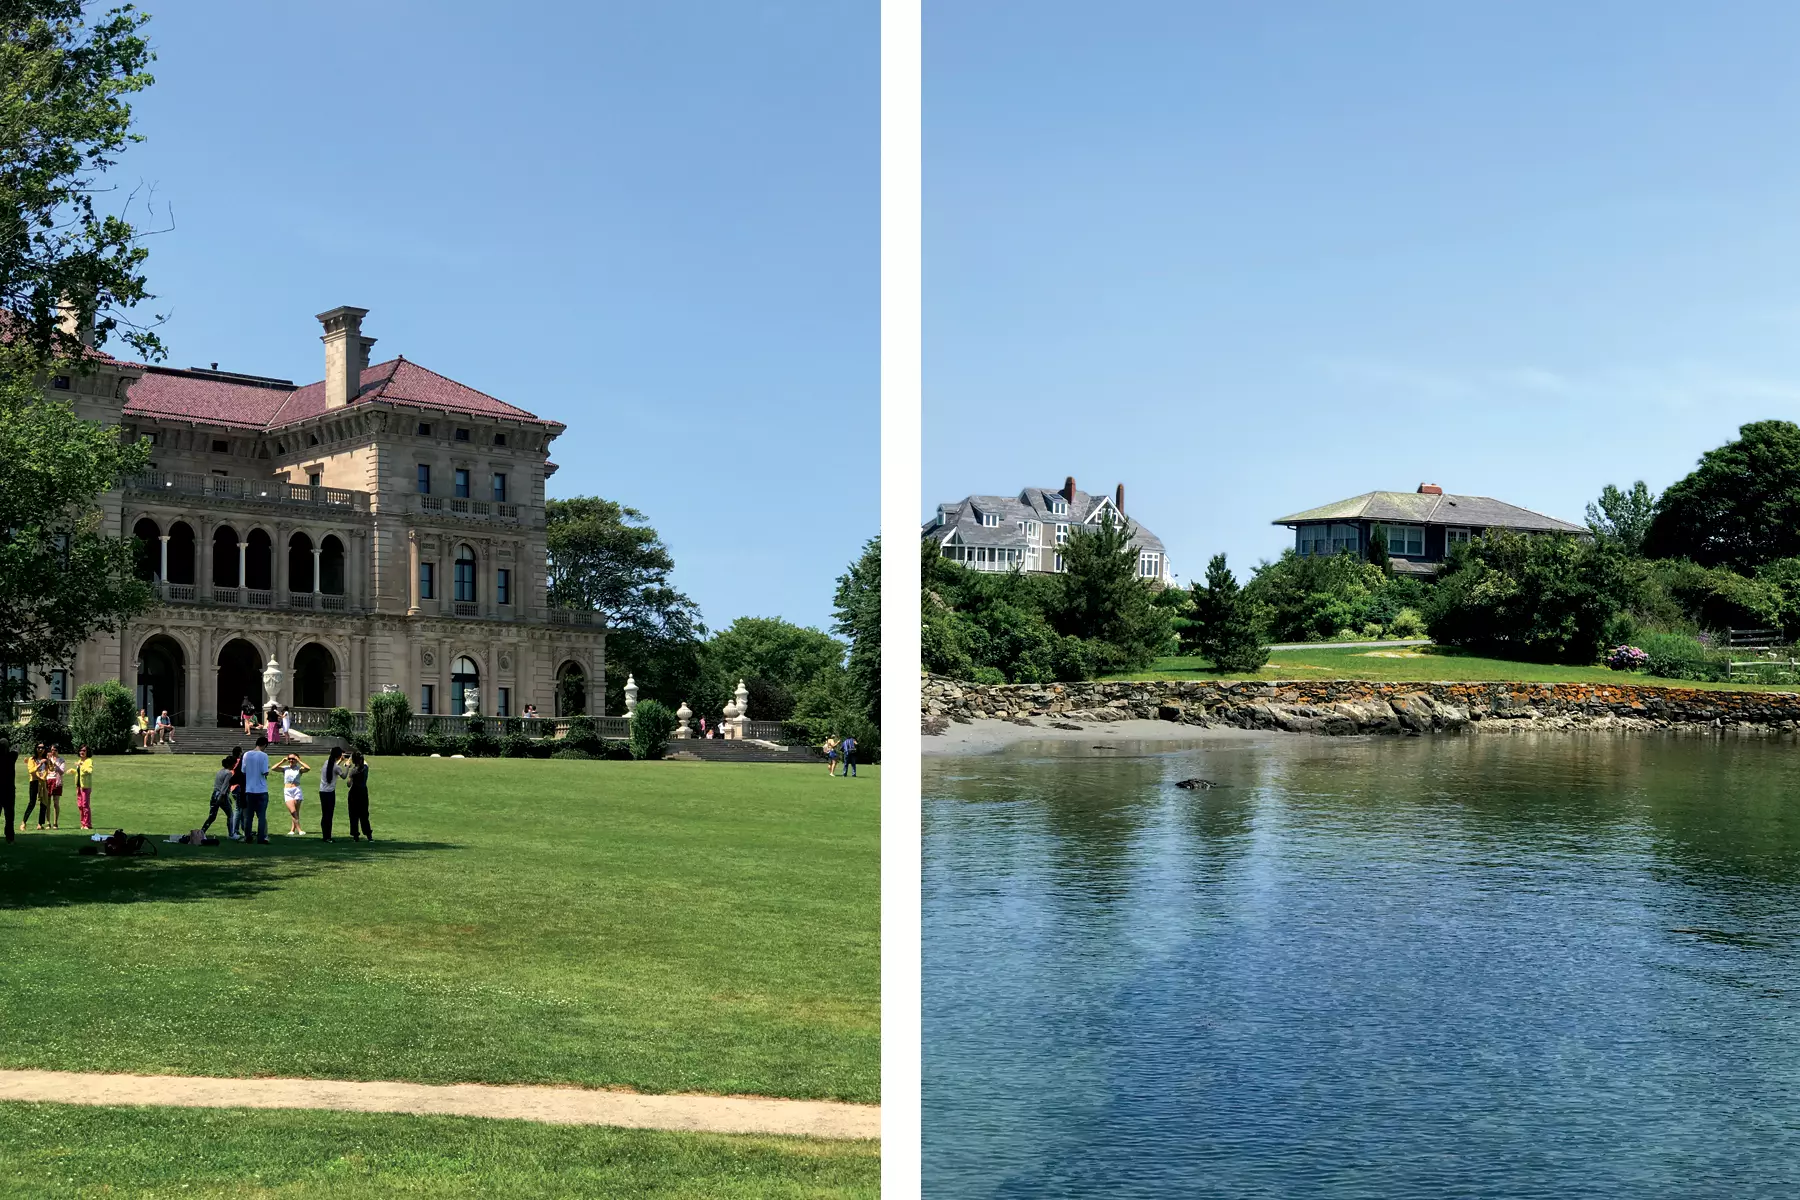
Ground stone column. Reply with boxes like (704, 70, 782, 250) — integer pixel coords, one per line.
(237, 540, 247, 592)
(407, 530, 420, 616)
(183, 643, 200, 729)
(438, 637, 451, 716)
(275, 525, 289, 600)
(197, 626, 214, 728)
(488, 638, 502, 716)
(158, 534, 169, 584)
(275, 631, 291, 705)
(200, 519, 213, 595)
(312, 545, 323, 596)
(351, 635, 366, 710)
(481, 537, 494, 618)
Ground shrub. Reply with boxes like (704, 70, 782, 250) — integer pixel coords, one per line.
(1425, 531, 1633, 664)
(1640, 631, 1723, 681)
(11, 713, 72, 753)
(69, 681, 137, 754)
(500, 733, 535, 759)
(971, 666, 1006, 685)
(629, 699, 678, 760)
(551, 747, 596, 760)
(466, 731, 499, 758)
(368, 691, 412, 756)
(601, 739, 634, 760)
(349, 733, 373, 756)
(325, 707, 356, 742)
(1388, 607, 1427, 639)
(1605, 645, 1649, 671)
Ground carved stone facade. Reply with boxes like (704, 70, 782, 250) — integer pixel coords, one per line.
(37, 306, 605, 725)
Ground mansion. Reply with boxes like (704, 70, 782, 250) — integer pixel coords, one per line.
(924, 477, 1172, 583)
(32, 304, 604, 726)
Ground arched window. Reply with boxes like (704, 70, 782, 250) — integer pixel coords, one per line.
(451, 656, 479, 715)
(454, 544, 477, 604)
(131, 518, 160, 582)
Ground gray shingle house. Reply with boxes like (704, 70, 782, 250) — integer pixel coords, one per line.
(925, 477, 1172, 582)
(1273, 483, 1586, 575)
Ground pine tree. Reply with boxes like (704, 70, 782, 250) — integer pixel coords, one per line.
(1194, 554, 1269, 672)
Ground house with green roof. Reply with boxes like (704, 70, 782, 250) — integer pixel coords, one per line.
(1273, 483, 1587, 575)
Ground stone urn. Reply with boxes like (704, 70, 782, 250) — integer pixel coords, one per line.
(734, 679, 750, 737)
(722, 697, 739, 739)
(624, 673, 639, 718)
(675, 700, 692, 739)
(463, 686, 480, 717)
(261, 657, 283, 704)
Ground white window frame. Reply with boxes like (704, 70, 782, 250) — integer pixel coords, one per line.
(1445, 526, 1471, 548)
(1025, 544, 1041, 570)
(1055, 523, 1071, 545)
(1138, 551, 1162, 579)
(980, 511, 1000, 528)
(1019, 519, 1040, 539)
(1048, 496, 1068, 516)
(1053, 552, 1066, 573)
(1382, 523, 1425, 557)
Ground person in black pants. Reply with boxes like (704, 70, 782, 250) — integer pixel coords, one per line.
(1, 740, 16, 842)
(346, 751, 372, 841)
(318, 747, 345, 841)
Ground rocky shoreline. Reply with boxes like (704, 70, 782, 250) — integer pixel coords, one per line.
(921, 675, 1800, 738)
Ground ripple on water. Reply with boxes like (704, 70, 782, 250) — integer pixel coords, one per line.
(925, 734, 1800, 1198)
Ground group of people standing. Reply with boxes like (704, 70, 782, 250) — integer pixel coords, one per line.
(18, 743, 96, 832)
(206, 739, 372, 843)
(238, 698, 294, 745)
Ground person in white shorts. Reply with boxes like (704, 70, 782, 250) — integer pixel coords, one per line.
(279, 753, 311, 836)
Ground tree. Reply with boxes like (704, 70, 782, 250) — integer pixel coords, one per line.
(833, 536, 879, 725)
(1367, 524, 1390, 571)
(1586, 481, 1656, 555)
(1190, 554, 1269, 672)
(1643, 421, 1800, 570)
(1424, 530, 1632, 663)
(1, 2, 166, 703)
(696, 616, 846, 721)
(544, 497, 705, 712)
(1053, 512, 1172, 673)
(627, 698, 677, 761)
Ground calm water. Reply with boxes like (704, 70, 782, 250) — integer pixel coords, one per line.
(924, 733, 1800, 1198)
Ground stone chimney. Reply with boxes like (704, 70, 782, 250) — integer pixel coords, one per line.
(55, 295, 93, 348)
(357, 335, 379, 371)
(316, 306, 370, 409)
(1417, 483, 1443, 495)
(1115, 483, 1125, 514)
(1063, 475, 1077, 502)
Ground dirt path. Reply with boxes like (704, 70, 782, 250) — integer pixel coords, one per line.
(0, 1069, 879, 1141)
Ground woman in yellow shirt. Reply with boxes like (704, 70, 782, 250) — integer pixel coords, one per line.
(73, 745, 94, 830)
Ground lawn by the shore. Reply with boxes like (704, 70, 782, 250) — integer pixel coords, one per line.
(0, 1101, 877, 1199)
(1107, 644, 1799, 691)
(0, 756, 878, 1105)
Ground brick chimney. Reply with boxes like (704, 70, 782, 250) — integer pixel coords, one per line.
(1115, 483, 1125, 514)
(1063, 475, 1077, 502)
(1417, 482, 1443, 495)
(316, 306, 370, 409)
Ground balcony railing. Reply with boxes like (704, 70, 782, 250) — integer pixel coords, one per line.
(124, 471, 369, 512)
(541, 607, 601, 627)
(151, 581, 353, 609)
(246, 589, 273, 607)
(415, 494, 523, 522)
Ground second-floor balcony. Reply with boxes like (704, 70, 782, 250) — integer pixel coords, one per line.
(125, 470, 370, 513)
(415, 494, 526, 523)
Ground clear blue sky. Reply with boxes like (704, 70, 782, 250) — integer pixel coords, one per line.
(115, 1, 875, 633)
(926, 2, 1800, 584)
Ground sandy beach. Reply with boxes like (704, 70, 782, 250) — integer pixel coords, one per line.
(923, 716, 1276, 756)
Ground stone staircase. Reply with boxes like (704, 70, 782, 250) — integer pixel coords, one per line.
(145, 727, 322, 758)
(662, 739, 824, 765)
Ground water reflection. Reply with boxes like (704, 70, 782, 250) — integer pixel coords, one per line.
(925, 733, 1800, 1198)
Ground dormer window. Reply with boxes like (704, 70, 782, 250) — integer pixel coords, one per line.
(980, 511, 1000, 528)
(1048, 496, 1068, 515)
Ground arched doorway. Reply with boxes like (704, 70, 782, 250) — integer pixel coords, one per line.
(288, 532, 314, 594)
(136, 635, 186, 725)
(320, 535, 346, 595)
(216, 638, 263, 727)
(245, 529, 273, 591)
(293, 642, 338, 708)
(451, 656, 479, 716)
(212, 526, 240, 588)
(167, 521, 197, 585)
(132, 517, 160, 582)
(556, 660, 586, 717)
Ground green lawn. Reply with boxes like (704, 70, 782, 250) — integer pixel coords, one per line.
(1108, 644, 1798, 690)
(0, 757, 878, 1105)
(0, 1102, 877, 1198)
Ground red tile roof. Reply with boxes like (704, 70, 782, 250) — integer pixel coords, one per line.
(121, 357, 556, 431)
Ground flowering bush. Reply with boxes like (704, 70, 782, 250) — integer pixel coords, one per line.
(1606, 645, 1650, 671)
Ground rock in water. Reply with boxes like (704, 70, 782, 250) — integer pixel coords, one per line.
(1175, 778, 1218, 790)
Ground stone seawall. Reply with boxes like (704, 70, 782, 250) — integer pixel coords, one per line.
(921, 675, 1800, 737)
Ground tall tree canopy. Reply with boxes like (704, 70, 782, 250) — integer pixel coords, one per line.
(2, 2, 164, 703)
(1644, 421, 1800, 570)
(1586, 481, 1657, 556)
(696, 616, 845, 721)
(1054, 513, 1172, 673)
(833, 536, 879, 724)
(544, 497, 704, 712)
(3, 0, 163, 363)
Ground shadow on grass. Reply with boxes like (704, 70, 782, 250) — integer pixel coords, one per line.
(0, 837, 459, 911)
